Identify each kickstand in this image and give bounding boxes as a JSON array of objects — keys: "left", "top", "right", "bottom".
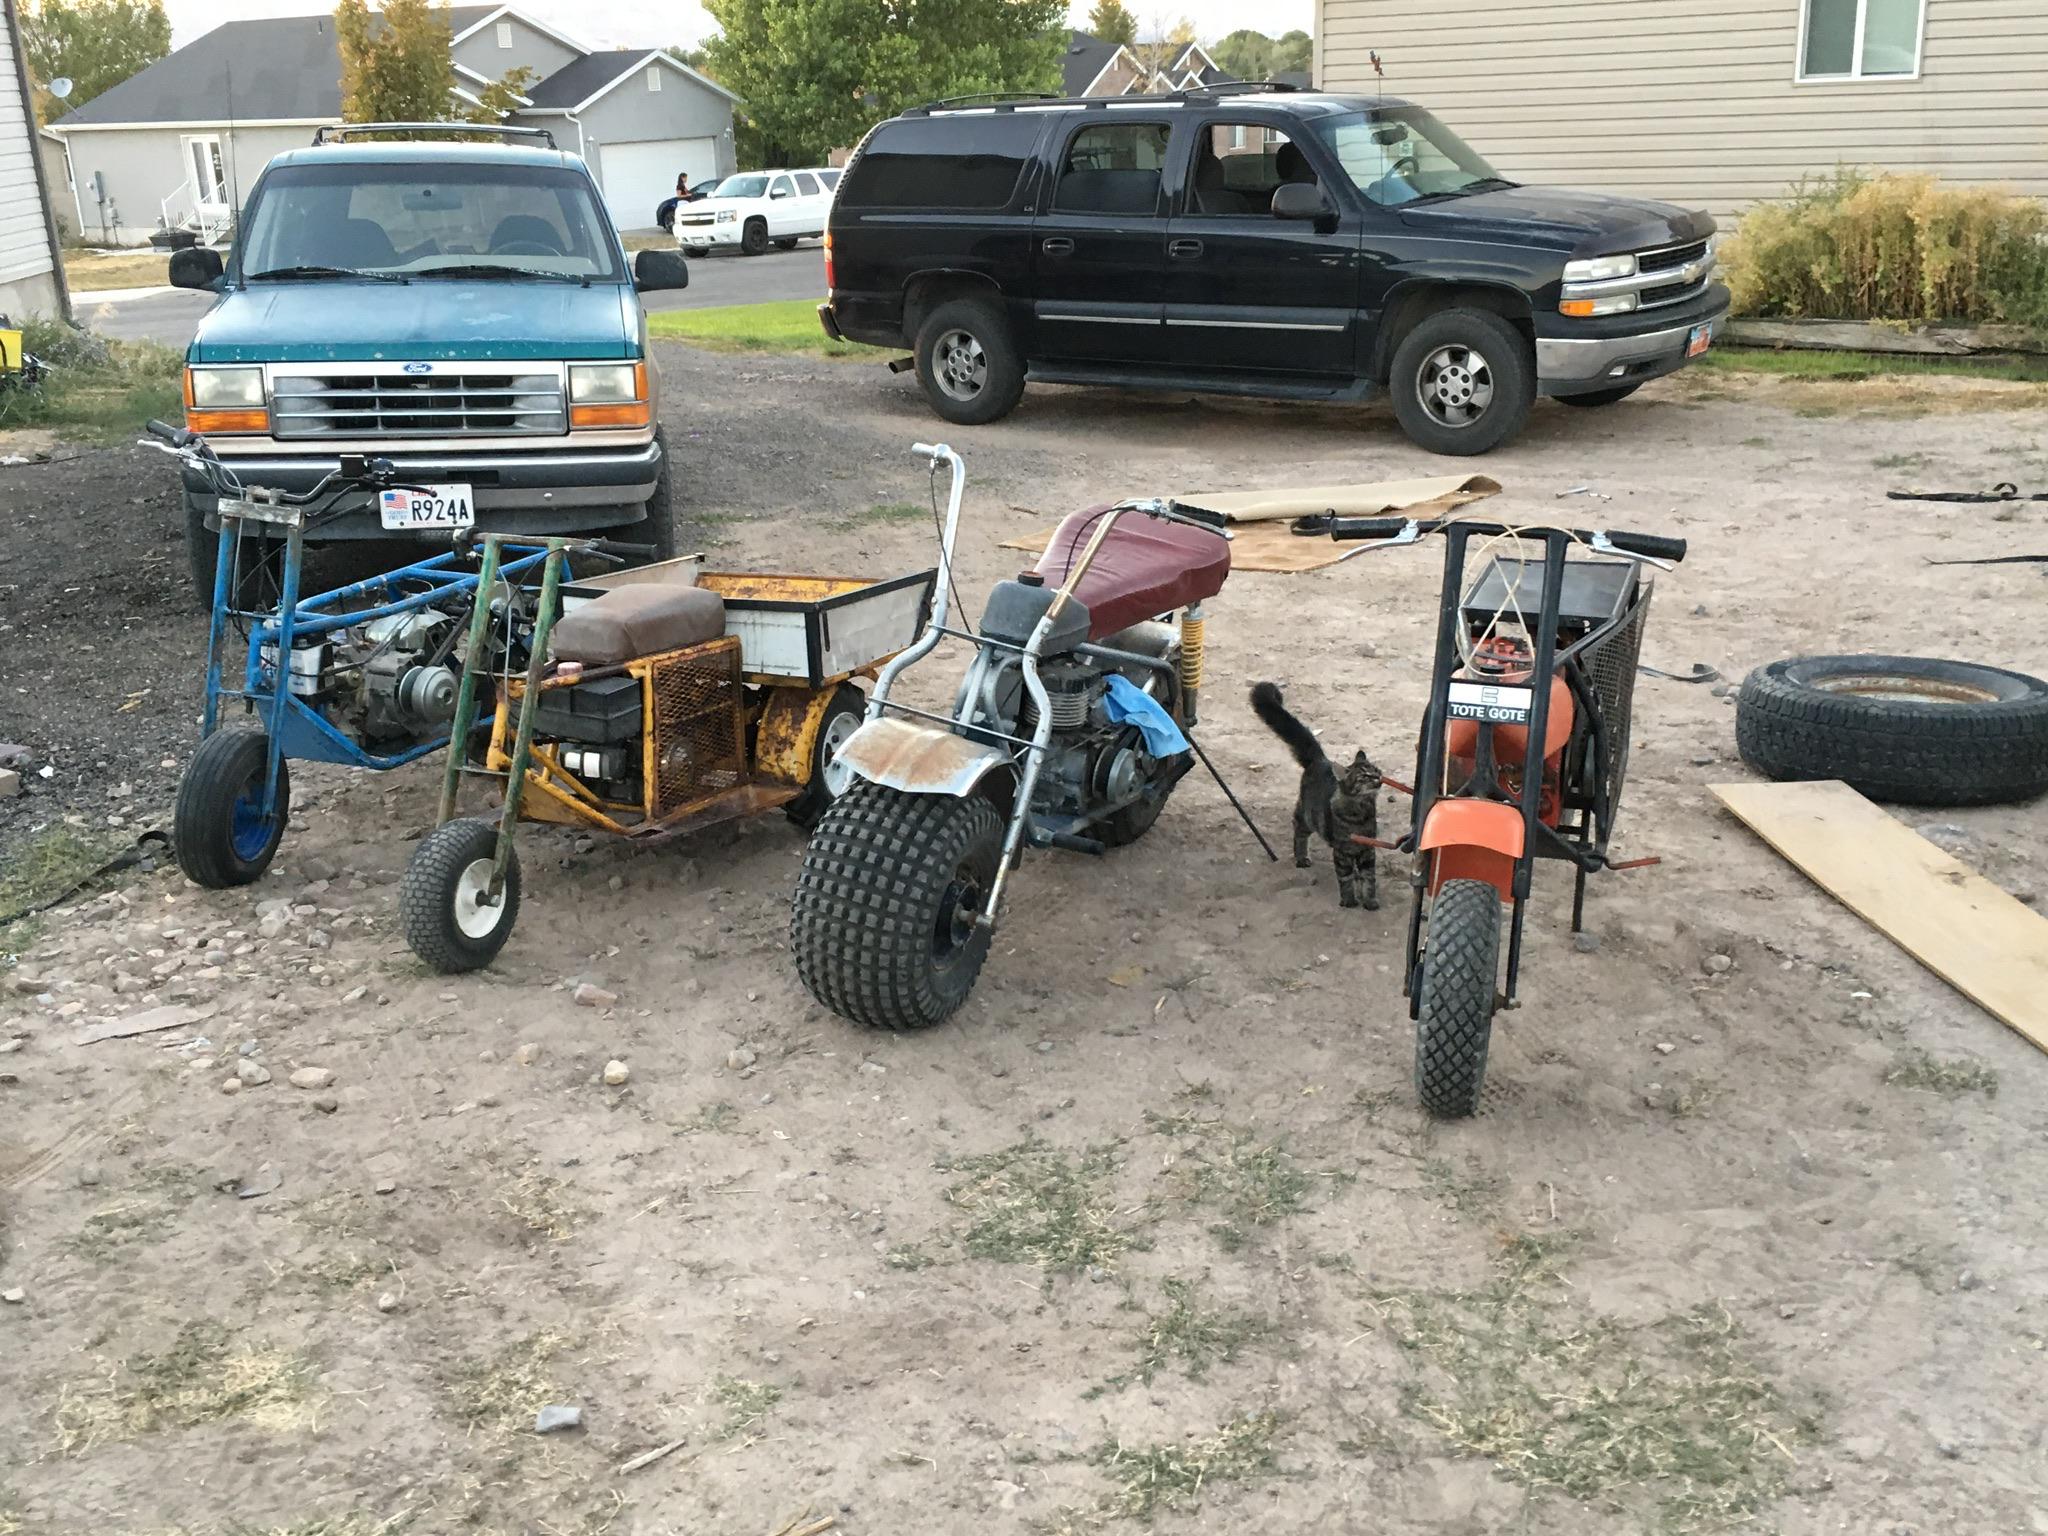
[{"left": 1187, "top": 732, "right": 1278, "bottom": 862}]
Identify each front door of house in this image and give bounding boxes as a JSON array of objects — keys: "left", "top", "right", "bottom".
[{"left": 183, "top": 135, "right": 228, "bottom": 218}]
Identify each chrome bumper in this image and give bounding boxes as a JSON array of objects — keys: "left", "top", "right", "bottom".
[{"left": 1535, "top": 312, "right": 1726, "bottom": 386}]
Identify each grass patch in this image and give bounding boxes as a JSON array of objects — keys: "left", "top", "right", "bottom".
[
  {"left": 0, "top": 823, "right": 136, "bottom": 927},
  {"left": 1699, "top": 346, "right": 2048, "bottom": 384},
  {"left": 1422, "top": 1156, "right": 1505, "bottom": 1217},
  {"left": 0, "top": 319, "right": 183, "bottom": 442},
  {"left": 940, "top": 1136, "right": 1138, "bottom": 1274},
  {"left": 711, "top": 1374, "right": 782, "bottom": 1440},
  {"left": 62, "top": 249, "right": 175, "bottom": 292},
  {"left": 69, "top": 1166, "right": 198, "bottom": 1262},
  {"left": 497, "top": 1168, "right": 581, "bottom": 1241},
  {"left": 647, "top": 299, "right": 882, "bottom": 359},
  {"left": 883, "top": 1243, "right": 935, "bottom": 1271},
  {"left": 1065, "top": 1412, "right": 1286, "bottom": 1526},
  {"left": 1146, "top": 1114, "right": 1323, "bottom": 1252},
  {"left": 1094, "top": 1278, "right": 1273, "bottom": 1394},
  {"left": 1369, "top": 1232, "right": 1814, "bottom": 1530},
  {"left": 1884, "top": 1047, "right": 1998, "bottom": 1099},
  {"left": 829, "top": 500, "right": 928, "bottom": 529},
  {"left": 54, "top": 1321, "right": 318, "bottom": 1454},
  {"left": 446, "top": 1329, "right": 571, "bottom": 1430}
]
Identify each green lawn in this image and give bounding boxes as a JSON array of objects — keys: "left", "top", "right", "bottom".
[
  {"left": 1700, "top": 345, "right": 2048, "bottom": 384},
  {"left": 0, "top": 320, "right": 184, "bottom": 442},
  {"left": 63, "top": 248, "right": 176, "bottom": 292},
  {"left": 646, "top": 299, "right": 884, "bottom": 358}
]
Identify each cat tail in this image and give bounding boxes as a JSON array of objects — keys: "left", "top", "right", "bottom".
[{"left": 1250, "top": 682, "right": 1326, "bottom": 770}]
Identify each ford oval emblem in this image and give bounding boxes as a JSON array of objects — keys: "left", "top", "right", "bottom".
[{"left": 403, "top": 361, "right": 433, "bottom": 375}]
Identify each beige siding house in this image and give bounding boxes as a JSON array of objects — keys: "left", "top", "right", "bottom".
[{"left": 1313, "top": 0, "right": 2048, "bottom": 216}]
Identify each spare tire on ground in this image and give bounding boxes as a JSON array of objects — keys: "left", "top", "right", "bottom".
[{"left": 1735, "top": 654, "right": 2048, "bottom": 806}]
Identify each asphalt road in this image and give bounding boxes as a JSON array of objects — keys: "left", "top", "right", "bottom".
[{"left": 74, "top": 244, "right": 828, "bottom": 349}]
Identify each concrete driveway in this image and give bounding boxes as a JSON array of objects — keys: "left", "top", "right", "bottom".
[{"left": 73, "top": 244, "right": 826, "bottom": 350}]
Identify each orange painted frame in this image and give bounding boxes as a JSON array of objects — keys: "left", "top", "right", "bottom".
[{"left": 1418, "top": 798, "right": 1526, "bottom": 899}]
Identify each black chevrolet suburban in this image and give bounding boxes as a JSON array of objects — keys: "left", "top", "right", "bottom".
[{"left": 819, "top": 85, "right": 1729, "bottom": 456}]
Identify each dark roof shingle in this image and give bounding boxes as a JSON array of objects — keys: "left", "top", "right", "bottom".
[
  {"left": 1062, "top": 30, "right": 1124, "bottom": 97},
  {"left": 50, "top": 14, "right": 349, "bottom": 126},
  {"left": 523, "top": 48, "right": 646, "bottom": 109}
]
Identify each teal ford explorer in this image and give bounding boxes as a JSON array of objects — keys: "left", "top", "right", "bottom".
[{"left": 167, "top": 128, "right": 689, "bottom": 598}]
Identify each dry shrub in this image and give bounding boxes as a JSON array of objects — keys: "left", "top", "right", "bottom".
[{"left": 1725, "top": 169, "right": 2048, "bottom": 325}]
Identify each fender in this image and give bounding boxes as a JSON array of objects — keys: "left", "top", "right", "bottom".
[
  {"left": 755, "top": 683, "right": 852, "bottom": 788},
  {"left": 835, "top": 716, "right": 1016, "bottom": 801},
  {"left": 1418, "top": 798, "right": 1526, "bottom": 900}
]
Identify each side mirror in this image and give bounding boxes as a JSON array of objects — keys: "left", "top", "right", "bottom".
[
  {"left": 770, "top": 187, "right": 789, "bottom": 199},
  {"left": 169, "top": 245, "right": 225, "bottom": 292},
  {"left": 1271, "top": 182, "right": 1332, "bottom": 222},
  {"left": 634, "top": 247, "right": 690, "bottom": 294}
]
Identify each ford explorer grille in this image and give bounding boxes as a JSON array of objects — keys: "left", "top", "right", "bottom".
[{"left": 269, "top": 367, "right": 567, "bottom": 439}]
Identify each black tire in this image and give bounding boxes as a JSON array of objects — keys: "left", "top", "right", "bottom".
[
  {"left": 1555, "top": 383, "right": 1641, "bottom": 408},
  {"left": 913, "top": 296, "right": 1026, "bottom": 426},
  {"left": 773, "top": 237, "right": 800, "bottom": 251},
  {"left": 740, "top": 218, "right": 770, "bottom": 257},
  {"left": 1387, "top": 307, "right": 1535, "bottom": 457},
  {"left": 783, "top": 684, "right": 868, "bottom": 830},
  {"left": 684, "top": 246, "right": 710, "bottom": 259},
  {"left": 174, "top": 727, "right": 291, "bottom": 888},
  {"left": 790, "top": 783, "right": 1003, "bottom": 1030},
  {"left": 401, "top": 818, "right": 522, "bottom": 974},
  {"left": 1736, "top": 654, "right": 2048, "bottom": 807},
  {"left": 606, "top": 427, "right": 675, "bottom": 565},
  {"left": 1414, "top": 879, "right": 1501, "bottom": 1119}
]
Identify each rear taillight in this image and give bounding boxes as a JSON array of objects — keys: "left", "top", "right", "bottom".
[{"left": 823, "top": 230, "right": 835, "bottom": 293}]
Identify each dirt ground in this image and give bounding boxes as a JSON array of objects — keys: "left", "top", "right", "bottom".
[{"left": 4, "top": 347, "right": 2048, "bottom": 1536}]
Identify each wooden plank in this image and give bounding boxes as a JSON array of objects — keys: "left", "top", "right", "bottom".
[{"left": 1711, "top": 779, "right": 2048, "bottom": 1055}]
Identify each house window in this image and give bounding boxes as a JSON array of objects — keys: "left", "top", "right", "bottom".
[
  {"left": 647, "top": 66, "right": 662, "bottom": 92},
  {"left": 495, "top": 20, "right": 513, "bottom": 47},
  {"left": 1799, "top": 0, "right": 1924, "bottom": 80}
]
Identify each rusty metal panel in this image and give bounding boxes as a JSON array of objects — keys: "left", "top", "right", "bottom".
[
  {"left": 755, "top": 684, "right": 844, "bottom": 788},
  {"left": 835, "top": 717, "right": 1011, "bottom": 799}
]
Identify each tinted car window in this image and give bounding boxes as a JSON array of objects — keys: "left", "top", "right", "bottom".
[
  {"left": 770, "top": 175, "right": 795, "bottom": 198},
  {"left": 1053, "top": 123, "right": 1170, "bottom": 216},
  {"left": 795, "top": 172, "right": 821, "bottom": 195},
  {"left": 840, "top": 116, "right": 1037, "bottom": 210},
  {"left": 819, "top": 169, "right": 842, "bottom": 189}
]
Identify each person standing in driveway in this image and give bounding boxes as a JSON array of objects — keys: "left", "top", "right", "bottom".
[{"left": 656, "top": 173, "right": 691, "bottom": 233}]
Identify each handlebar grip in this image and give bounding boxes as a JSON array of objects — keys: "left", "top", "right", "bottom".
[
  {"left": 146, "top": 419, "right": 193, "bottom": 446},
  {"left": 586, "top": 539, "right": 655, "bottom": 563},
  {"left": 1605, "top": 530, "right": 1688, "bottom": 562},
  {"left": 1317, "top": 515, "right": 1410, "bottom": 542}
]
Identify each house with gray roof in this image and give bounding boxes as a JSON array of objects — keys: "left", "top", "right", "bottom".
[
  {"left": 2, "top": 0, "right": 67, "bottom": 316},
  {"left": 41, "top": 4, "right": 738, "bottom": 246}
]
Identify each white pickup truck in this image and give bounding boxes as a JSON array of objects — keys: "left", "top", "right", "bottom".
[{"left": 673, "top": 168, "right": 841, "bottom": 257}]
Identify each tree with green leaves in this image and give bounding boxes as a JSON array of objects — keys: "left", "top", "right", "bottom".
[
  {"left": 1086, "top": 0, "right": 1135, "bottom": 46},
  {"left": 19, "top": 0, "right": 171, "bottom": 121},
  {"left": 465, "top": 64, "right": 534, "bottom": 122},
  {"left": 1211, "top": 26, "right": 1312, "bottom": 82},
  {"left": 336, "top": 0, "right": 455, "bottom": 123},
  {"left": 706, "top": 0, "right": 1064, "bottom": 166}
]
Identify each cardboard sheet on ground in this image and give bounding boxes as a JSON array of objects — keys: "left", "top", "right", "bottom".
[
  {"left": 1713, "top": 778, "right": 2048, "bottom": 1056},
  {"left": 1001, "top": 474, "right": 1501, "bottom": 574}
]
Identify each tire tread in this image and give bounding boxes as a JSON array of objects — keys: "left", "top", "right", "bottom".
[{"left": 1414, "top": 879, "right": 1501, "bottom": 1118}]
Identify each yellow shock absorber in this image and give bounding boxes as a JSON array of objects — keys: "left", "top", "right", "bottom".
[{"left": 1180, "top": 602, "right": 1206, "bottom": 727}]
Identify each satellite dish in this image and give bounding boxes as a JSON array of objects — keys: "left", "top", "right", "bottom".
[{"left": 50, "top": 77, "right": 74, "bottom": 99}]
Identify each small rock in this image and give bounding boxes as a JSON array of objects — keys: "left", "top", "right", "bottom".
[
  {"left": 236, "top": 1059, "right": 273, "bottom": 1087},
  {"left": 1085, "top": 1265, "right": 1110, "bottom": 1283},
  {"left": 602, "top": 1059, "right": 630, "bottom": 1087},
  {"left": 1689, "top": 754, "right": 1714, "bottom": 767},
  {"left": 1934, "top": 1438, "right": 1962, "bottom": 1461},
  {"left": 312, "top": 1095, "right": 339, "bottom": 1113},
  {"left": 258, "top": 914, "right": 289, "bottom": 941},
  {"left": 374, "top": 1178, "right": 398, "bottom": 1195},
  {"left": 113, "top": 972, "right": 147, "bottom": 995},
  {"left": 341, "top": 985, "right": 368, "bottom": 1004},
  {"left": 1702, "top": 953, "right": 1733, "bottom": 975},
  {"left": 1957, "top": 1269, "right": 1982, "bottom": 1292},
  {"left": 289, "top": 1066, "right": 334, "bottom": 1090},
  {"left": 515, "top": 1042, "right": 542, "bottom": 1065},
  {"left": 572, "top": 836, "right": 596, "bottom": 854},
  {"left": 8, "top": 975, "right": 44, "bottom": 996},
  {"left": 1655, "top": 1041, "right": 1676, "bottom": 1055},
  {"left": 1035, "top": 1041, "right": 1054, "bottom": 1054},
  {"left": 221, "top": 1076, "right": 242, "bottom": 1096},
  {"left": 535, "top": 1404, "right": 583, "bottom": 1434},
  {"left": 478, "top": 1093, "right": 500, "bottom": 1109},
  {"left": 1, "top": 1287, "right": 24, "bottom": 1304},
  {"left": 478, "top": 1048, "right": 498, "bottom": 1063},
  {"left": 859, "top": 1060, "right": 887, "bottom": 1076},
  {"left": 305, "top": 928, "right": 332, "bottom": 950},
  {"left": 572, "top": 982, "right": 617, "bottom": 1009},
  {"left": 1710, "top": 683, "right": 1733, "bottom": 699},
  {"left": 1779, "top": 1303, "right": 1797, "bottom": 1319},
  {"left": 0, "top": 1038, "right": 22, "bottom": 1054},
  {"left": 727, "top": 1045, "right": 757, "bottom": 1070},
  {"left": 607, "top": 874, "right": 623, "bottom": 892},
  {"left": 78, "top": 1163, "right": 103, "bottom": 1188},
  {"left": 376, "top": 1291, "right": 399, "bottom": 1313},
  {"left": 1572, "top": 932, "right": 1600, "bottom": 954}
]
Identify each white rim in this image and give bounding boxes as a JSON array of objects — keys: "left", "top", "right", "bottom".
[
  {"left": 453, "top": 857, "right": 508, "bottom": 939},
  {"left": 1417, "top": 344, "right": 1495, "bottom": 428},
  {"left": 819, "top": 711, "right": 861, "bottom": 799}
]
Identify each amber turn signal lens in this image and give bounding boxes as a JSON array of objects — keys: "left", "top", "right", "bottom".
[
  {"left": 570, "top": 401, "right": 652, "bottom": 429},
  {"left": 1557, "top": 299, "right": 1597, "bottom": 318},
  {"left": 185, "top": 408, "right": 270, "bottom": 433}
]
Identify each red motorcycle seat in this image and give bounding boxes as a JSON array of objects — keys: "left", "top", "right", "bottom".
[{"left": 1033, "top": 505, "right": 1231, "bottom": 642}]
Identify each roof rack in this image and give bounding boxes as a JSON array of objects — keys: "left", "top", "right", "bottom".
[
  {"left": 311, "top": 122, "right": 558, "bottom": 149},
  {"left": 1186, "top": 80, "right": 1303, "bottom": 96},
  {"left": 918, "top": 91, "right": 1064, "bottom": 110}
]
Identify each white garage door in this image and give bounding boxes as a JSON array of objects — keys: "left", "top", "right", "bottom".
[{"left": 599, "top": 137, "right": 719, "bottom": 232}]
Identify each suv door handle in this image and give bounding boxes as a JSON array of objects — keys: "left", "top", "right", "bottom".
[
  {"left": 1168, "top": 238, "right": 1204, "bottom": 260},
  {"left": 1041, "top": 236, "right": 1075, "bottom": 257}
]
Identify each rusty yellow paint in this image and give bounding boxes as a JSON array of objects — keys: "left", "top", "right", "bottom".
[
  {"left": 696, "top": 571, "right": 871, "bottom": 603},
  {"left": 755, "top": 683, "right": 846, "bottom": 787},
  {"left": 833, "top": 716, "right": 1006, "bottom": 797}
]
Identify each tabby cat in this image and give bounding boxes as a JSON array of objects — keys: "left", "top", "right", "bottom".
[{"left": 1250, "top": 681, "right": 1383, "bottom": 910}]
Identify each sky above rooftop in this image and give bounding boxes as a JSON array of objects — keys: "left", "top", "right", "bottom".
[{"left": 161, "top": 1, "right": 1315, "bottom": 52}]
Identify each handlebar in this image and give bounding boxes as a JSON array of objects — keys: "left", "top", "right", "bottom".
[
  {"left": 145, "top": 418, "right": 195, "bottom": 448},
  {"left": 1300, "top": 513, "right": 1686, "bottom": 564}
]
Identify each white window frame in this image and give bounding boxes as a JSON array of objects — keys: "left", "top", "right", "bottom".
[
  {"left": 181, "top": 133, "right": 229, "bottom": 213},
  {"left": 646, "top": 65, "right": 662, "bottom": 91},
  {"left": 1793, "top": 0, "right": 1928, "bottom": 84},
  {"left": 495, "top": 20, "right": 513, "bottom": 48}
]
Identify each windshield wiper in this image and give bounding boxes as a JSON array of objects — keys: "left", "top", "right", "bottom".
[
  {"left": 417, "top": 263, "right": 590, "bottom": 286},
  {"left": 245, "top": 264, "right": 410, "bottom": 283}
]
